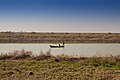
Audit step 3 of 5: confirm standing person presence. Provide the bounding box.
[63,42,65,45]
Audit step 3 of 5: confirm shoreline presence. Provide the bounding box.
[0,42,120,44]
[0,32,120,43]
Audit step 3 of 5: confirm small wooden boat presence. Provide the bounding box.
[49,42,65,48]
[49,45,64,48]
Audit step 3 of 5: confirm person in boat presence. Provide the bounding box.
[63,42,64,45]
[59,44,60,47]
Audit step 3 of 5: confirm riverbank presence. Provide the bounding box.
[0,60,120,80]
[0,50,120,80]
[0,32,120,43]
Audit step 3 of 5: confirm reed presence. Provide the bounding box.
[0,49,120,62]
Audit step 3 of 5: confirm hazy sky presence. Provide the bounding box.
[0,0,120,32]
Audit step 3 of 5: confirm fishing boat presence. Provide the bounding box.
[49,42,65,48]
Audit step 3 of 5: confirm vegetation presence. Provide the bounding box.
[0,50,120,80]
[0,32,120,43]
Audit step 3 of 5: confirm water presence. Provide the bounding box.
[0,44,120,57]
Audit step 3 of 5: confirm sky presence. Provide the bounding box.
[0,0,120,33]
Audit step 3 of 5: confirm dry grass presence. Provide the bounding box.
[0,49,120,62]
[0,50,120,80]
[0,32,120,43]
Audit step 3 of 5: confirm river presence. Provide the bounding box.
[0,44,120,57]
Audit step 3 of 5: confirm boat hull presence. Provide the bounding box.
[49,45,64,48]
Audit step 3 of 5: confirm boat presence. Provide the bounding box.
[49,45,64,48]
[49,42,65,48]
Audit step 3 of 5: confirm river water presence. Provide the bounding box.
[0,44,120,57]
